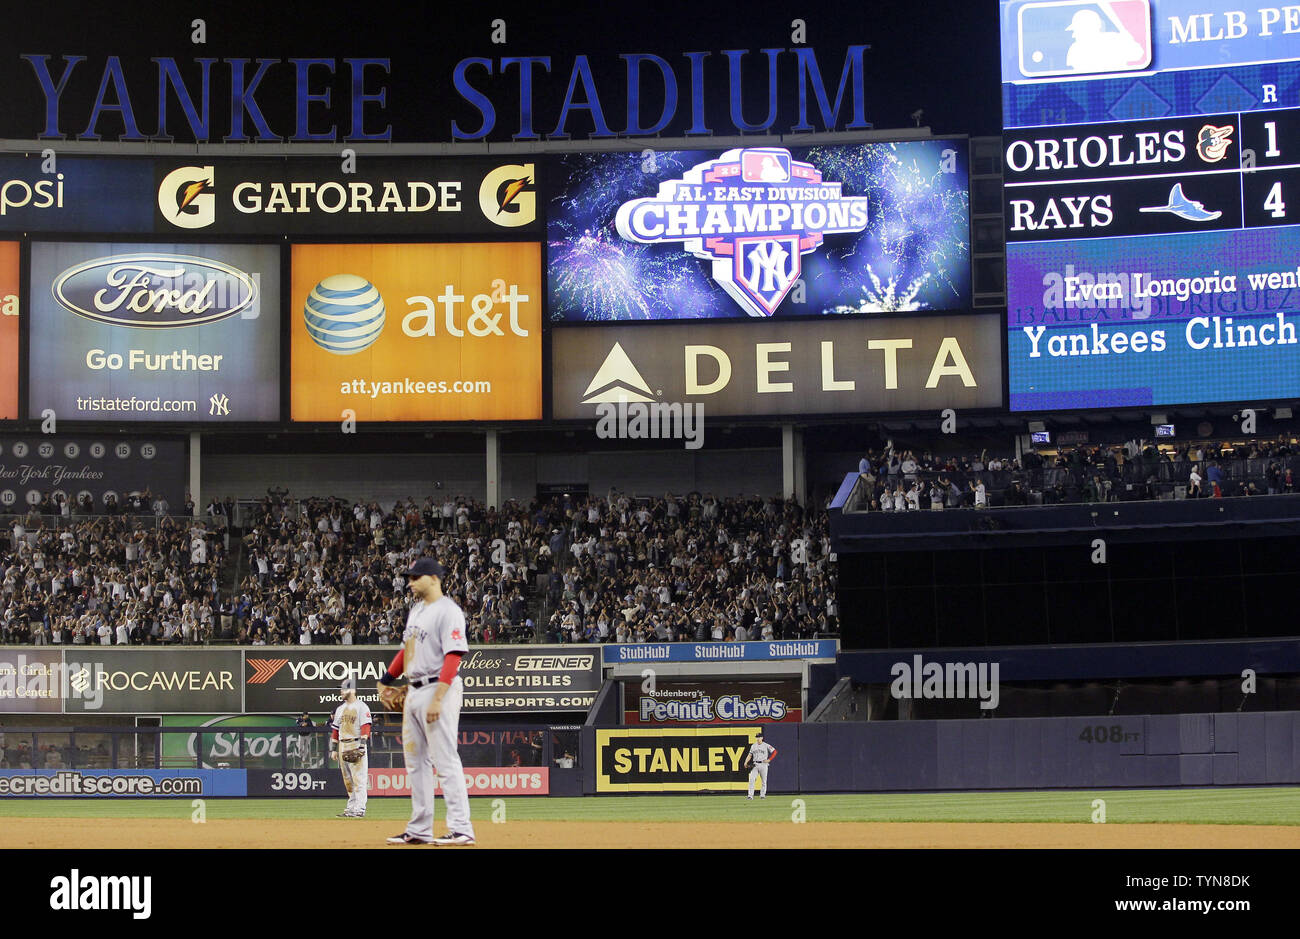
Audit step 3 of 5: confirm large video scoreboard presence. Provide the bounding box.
[1001,0,1300,411]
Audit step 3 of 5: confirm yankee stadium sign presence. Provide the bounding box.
[614,147,870,318]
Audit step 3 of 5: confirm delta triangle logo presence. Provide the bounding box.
[582,342,655,404]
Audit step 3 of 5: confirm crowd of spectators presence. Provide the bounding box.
[0,490,837,646]
[540,492,836,644]
[0,509,227,645]
[854,437,1300,511]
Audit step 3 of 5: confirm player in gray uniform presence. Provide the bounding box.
[380,558,475,846]
[744,730,777,799]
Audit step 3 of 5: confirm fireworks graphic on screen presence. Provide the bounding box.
[547,142,969,321]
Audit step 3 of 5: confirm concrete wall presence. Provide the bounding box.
[203,448,783,506]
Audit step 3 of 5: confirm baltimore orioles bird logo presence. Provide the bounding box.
[1196,124,1234,163]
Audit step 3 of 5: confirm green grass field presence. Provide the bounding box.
[3,788,1299,825]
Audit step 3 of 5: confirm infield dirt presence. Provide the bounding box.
[4,818,1299,848]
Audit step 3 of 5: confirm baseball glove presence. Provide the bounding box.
[378,683,407,712]
[342,747,365,763]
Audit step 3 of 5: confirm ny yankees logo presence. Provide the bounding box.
[209,393,230,416]
[615,147,870,317]
[738,238,799,312]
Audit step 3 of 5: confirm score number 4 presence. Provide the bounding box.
[1263,123,1285,219]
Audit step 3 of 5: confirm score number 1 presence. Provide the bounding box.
[1263,122,1285,218]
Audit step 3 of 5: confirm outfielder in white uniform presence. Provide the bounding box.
[330,677,372,818]
[744,730,777,799]
[380,558,475,846]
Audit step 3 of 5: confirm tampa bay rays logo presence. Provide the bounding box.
[615,147,870,318]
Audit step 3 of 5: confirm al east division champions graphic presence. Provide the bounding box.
[290,243,542,422]
[28,243,280,422]
[548,141,970,321]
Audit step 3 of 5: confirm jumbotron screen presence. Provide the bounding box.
[1001,0,1300,410]
[547,140,970,322]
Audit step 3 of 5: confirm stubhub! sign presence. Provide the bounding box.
[602,640,837,665]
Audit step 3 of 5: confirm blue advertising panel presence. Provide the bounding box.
[1001,0,1300,410]
[602,640,838,665]
[28,242,281,422]
[0,769,247,797]
[548,140,970,321]
[1008,227,1300,409]
[0,156,154,233]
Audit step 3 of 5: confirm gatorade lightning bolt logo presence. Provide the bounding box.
[497,176,531,216]
[615,148,870,317]
[247,659,289,684]
[178,178,211,212]
[478,163,537,229]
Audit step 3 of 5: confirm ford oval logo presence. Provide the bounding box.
[52,253,258,328]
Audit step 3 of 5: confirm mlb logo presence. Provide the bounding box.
[740,149,791,183]
[1016,0,1151,78]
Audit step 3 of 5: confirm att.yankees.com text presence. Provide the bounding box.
[339,378,492,398]
[0,772,203,795]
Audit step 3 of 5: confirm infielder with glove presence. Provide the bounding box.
[744,730,777,799]
[330,676,372,818]
[379,558,475,846]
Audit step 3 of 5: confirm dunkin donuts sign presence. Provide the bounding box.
[367,767,548,796]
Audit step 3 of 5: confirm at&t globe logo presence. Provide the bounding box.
[304,274,385,354]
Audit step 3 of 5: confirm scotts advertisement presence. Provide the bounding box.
[160,715,316,769]
[0,434,185,516]
[551,316,1002,419]
[155,158,539,234]
[290,243,542,422]
[596,727,761,792]
[62,649,242,714]
[243,650,393,713]
[547,140,969,322]
[28,242,281,422]
[0,649,63,713]
[458,648,601,714]
[623,679,802,724]
[0,242,16,418]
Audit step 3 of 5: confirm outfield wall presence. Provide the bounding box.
[580,711,1300,794]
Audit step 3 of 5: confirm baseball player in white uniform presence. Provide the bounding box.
[744,730,777,799]
[330,676,372,818]
[379,558,475,846]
